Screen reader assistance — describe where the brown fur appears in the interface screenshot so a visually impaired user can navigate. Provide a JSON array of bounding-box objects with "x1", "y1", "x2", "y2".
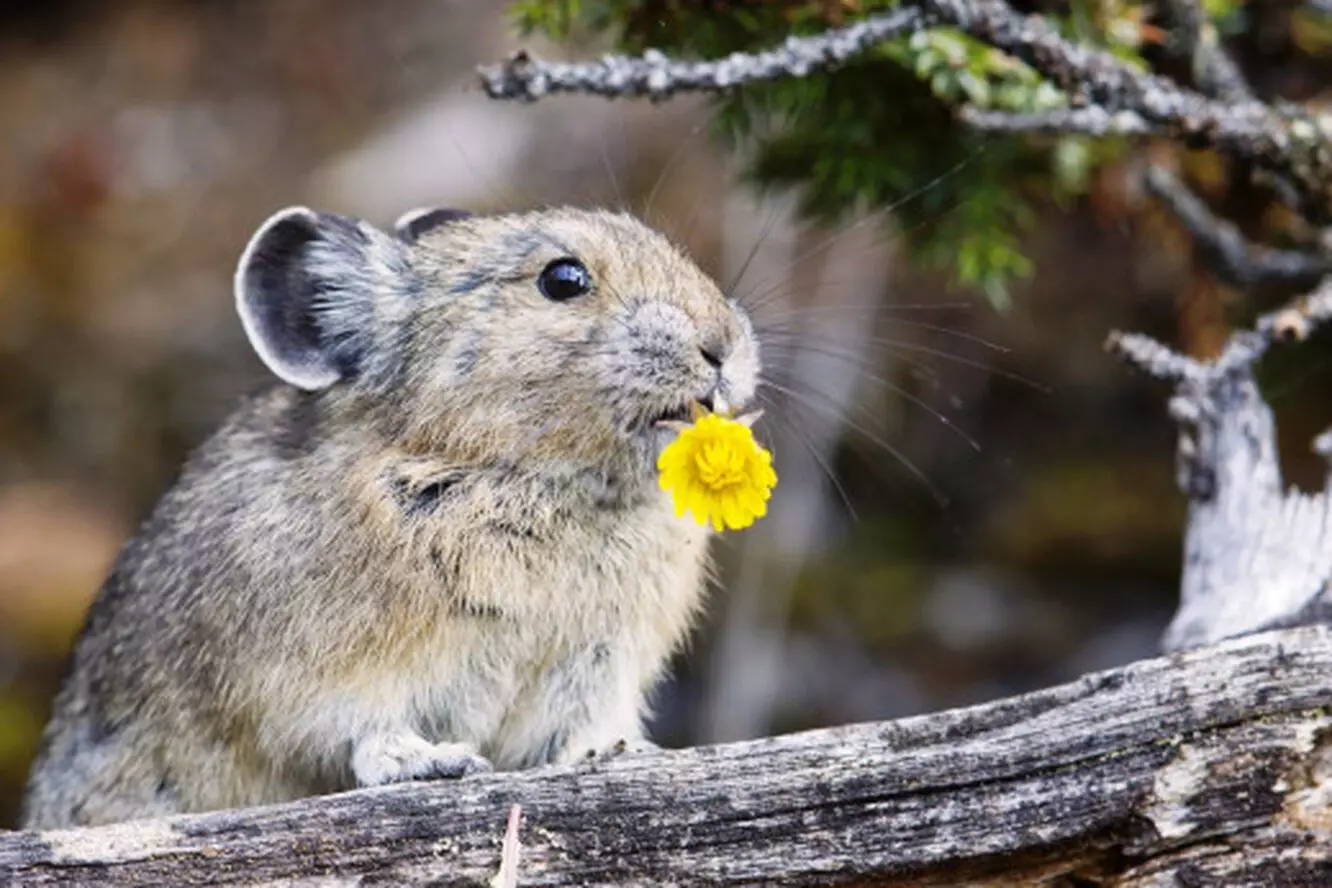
[{"x1": 21, "y1": 206, "x2": 761, "y2": 828}]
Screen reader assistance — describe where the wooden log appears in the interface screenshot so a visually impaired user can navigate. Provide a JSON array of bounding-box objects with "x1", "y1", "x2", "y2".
[{"x1": 3, "y1": 625, "x2": 1330, "y2": 886}]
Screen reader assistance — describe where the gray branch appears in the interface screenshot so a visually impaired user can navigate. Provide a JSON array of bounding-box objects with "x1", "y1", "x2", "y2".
[
  {"x1": 1143, "y1": 164, "x2": 1332, "y2": 289},
  {"x1": 477, "y1": 8, "x2": 924, "y2": 101},
  {"x1": 478, "y1": 0, "x2": 1332, "y2": 222},
  {"x1": 3, "y1": 626, "x2": 1332, "y2": 885},
  {"x1": 1109, "y1": 277, "x2": 1332, "y2": 651},
  {"x1": 915, "y1": 0, "x2": 1332, "y2": 221},
  {"x1": 1157, "y1": 0, "x2": 1252, "y2": 101},
  {"x1": 960, "y1": 104, "x2": 1156, "y2": 136}
]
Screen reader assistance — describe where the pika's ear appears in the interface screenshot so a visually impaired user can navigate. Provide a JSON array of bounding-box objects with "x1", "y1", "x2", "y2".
[
  {"x1": 235, "y1": 206, "x2": 410, "y2": 391},
  {"x1": 394, "y1": 206, "x2": 473, "y2": 244}
]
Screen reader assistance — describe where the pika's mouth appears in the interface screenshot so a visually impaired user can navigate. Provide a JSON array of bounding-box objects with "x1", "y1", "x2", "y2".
[{"x1": 651, "y1": 394, "x2": 715, "y2": 428}]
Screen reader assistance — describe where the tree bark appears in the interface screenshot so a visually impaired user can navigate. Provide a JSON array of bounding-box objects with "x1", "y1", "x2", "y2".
[{"x1": 3, "y1": 625, "x2": 1330, "y2": 886}]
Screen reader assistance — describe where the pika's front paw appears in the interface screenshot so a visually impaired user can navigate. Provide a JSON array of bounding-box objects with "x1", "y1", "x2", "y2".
[{"x1": 353, "y1": 734, "x2": 493, "y2": 787}]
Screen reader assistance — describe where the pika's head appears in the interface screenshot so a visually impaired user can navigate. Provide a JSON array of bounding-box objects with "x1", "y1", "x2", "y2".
[{"x1": 235, "y1": 205, "x2": 761, "y2": 477}]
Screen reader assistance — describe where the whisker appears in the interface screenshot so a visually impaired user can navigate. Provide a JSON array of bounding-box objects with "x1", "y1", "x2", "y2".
[
  {"x1": 643, "y1": 119, "x2": 708, "y2": 226},
  {"x1": 440, "y1": 125, "x2": 548, "y2": 211},
  {"x1": 757, "y1": 390, "x2": 860, "y2": 524},
  {"x1": 759, "y1": 300, "x2": 979, "y2": 316},
  {"x1": 597, "y1": 125, "x2": 629, "y2": 213},
  {"x1": 733, "y1": 221, "x2": 898, "y2": 316},
  {"x1": 761, "y1": 329, "x2": 1050, "y2": 393},
  {"x1": 725, "y1": 198, "x2": 789, "y2": 297},
  {"x1": 731, "y1": 147, "x2": 984, "y2": 312},
  {"x1": 762, "y1": 339, "x2": 951, "y2": 403},
  {"x1": 740, "y1": 175, "x2": 997, "y2": 324},
  {"x1": 760, "y1": 378, "x2": 950, "y2": 507},
  {"x1": 774, "y1": 344, "x2": 980, "y2": 452},
  {"x1": 758, "y1": 314, "x2": 1009, "y2": 353}
]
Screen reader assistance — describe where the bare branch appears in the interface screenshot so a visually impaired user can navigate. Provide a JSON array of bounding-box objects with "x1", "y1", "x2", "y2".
[
  {"x1": 1109, "y1": 276, "x2": 1332, "y2": 651},
  {"x1": 1143, "y1": 164, "x2": 1332, "y2": 289},
  {"x1": 1110, "y1": 274, "x2": 1332, "y2": 383},
  {"x1": 479, "y1": 0, "x2": 1332, "y2": 222},
  {"x1": 960, "y1": 104, "x2": 1155, "y2": 136},
  {"x1": 1257, "y1": 273, "x2": 1332, "y2": 339},
  {"x1": 920, "y1": 0, "x2": 1332, "y2": 221},
  {"x1": 1157, "y1": 0, "x2": 1252, "y2": 101},
  {"x1": 477, "y1": 8, "x2": 924, "y2": 101},
  {"x1": 1150, "y1": 0, "x2": 1313, "y2": 216},
  {"x1": 1104, "y1": 330, "x2": 1205, "y2": 383}
]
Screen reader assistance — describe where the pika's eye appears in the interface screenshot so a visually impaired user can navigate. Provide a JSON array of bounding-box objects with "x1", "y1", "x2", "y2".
[{"x1": 538, "y1": 258, "x2": 591, "y2": 301}]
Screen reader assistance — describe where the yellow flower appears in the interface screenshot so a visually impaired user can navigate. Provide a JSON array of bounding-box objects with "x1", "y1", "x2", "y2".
[{"x1": 657, "y1": 408, "x2": 777, "y2": 532}]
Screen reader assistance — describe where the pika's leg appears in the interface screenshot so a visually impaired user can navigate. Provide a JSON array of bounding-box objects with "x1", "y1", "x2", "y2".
[
  {"x1": 549, "y1": 657, "x2": 662, "y2": 764},
  {"x1": 351, "y1": 732, "x2": 493, "y2": 787}
]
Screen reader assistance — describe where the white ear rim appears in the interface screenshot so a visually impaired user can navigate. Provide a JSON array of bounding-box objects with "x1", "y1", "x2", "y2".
[
  {"x1": 393, "y1": 206, "x2": 438, "y2": 239},
  {"x1": 234, "y1": 206, "x2": 341, "y2": 391}
]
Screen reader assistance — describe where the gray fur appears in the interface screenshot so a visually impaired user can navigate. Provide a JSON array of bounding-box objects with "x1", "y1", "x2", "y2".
[{"x1": 22, "y1": 205, "x2": 761, "y2": 828}]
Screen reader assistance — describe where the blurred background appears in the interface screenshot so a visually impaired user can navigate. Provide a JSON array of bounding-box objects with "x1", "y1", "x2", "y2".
[{"x1": 3, "y1": 0, "x2": 1331, "y2": 828}]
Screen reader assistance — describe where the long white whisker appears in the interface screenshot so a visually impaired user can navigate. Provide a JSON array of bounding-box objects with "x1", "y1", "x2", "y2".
[
  {"x1": 643, "y1": 119, "x2": 707, "y2": 226},
  {"x1": 762, "y1": 330, "x2": 1049, "y2": 392},
  {"x1": 733, "y1": 147, "x2": 985, "y2": 313},
  {"x1": 758, "y1": 314, "x2": 1009, "y2": 353},
  {"x1": 760, "y1": 377, "x2": 949, "y2": 507},
  {"x1": 756, "y1": 390, "x2": 859, "y2": 523}
]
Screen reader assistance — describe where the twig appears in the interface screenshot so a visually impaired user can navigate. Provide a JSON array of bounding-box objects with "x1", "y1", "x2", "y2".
[
  {"x1": 1104, "y1": 329, "x2": 1206, "y2": 383},
  {"x1": 918, "y1": 0, "x2": 1332, "y2": 222},
  {"x1": 1107, "y1": 274, "x2": 1332, "y2": 382},
  {"x1": 1157, "y1": 0, "x2": 1251, "y2": 101},
  {"x1": 490, "y1": 803, "x2": 522, "y2": 888},
  {"x1": 1151, "y1": 0, "x2": 1312, "y2": 216},
  {"x1": 478, "y1": 8, "x2": 924, "y2": 101},
  {"x1": 1143, "y1": 165, "x2": 1332, "y2": 289},
  {"x1": 960, "y1": 104, "x2": 1155, "y2": 136}
]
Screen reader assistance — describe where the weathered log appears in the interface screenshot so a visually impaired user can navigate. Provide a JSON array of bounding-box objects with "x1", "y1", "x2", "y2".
[{"x1": 3, "y1": 625, "x2": 1330, "y2": 886}]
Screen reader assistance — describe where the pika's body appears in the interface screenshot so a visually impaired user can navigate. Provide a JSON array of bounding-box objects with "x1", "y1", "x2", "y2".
[{"x1": 22, "y1": 206, "x2": 760, "y2": 828}]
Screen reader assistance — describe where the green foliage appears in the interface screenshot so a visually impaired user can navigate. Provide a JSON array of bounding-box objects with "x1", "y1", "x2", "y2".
[{"x1": 508, "y1": 0, "x2": 1149, "y2": 306}]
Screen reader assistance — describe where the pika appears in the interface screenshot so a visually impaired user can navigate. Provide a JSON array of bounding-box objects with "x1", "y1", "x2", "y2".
[{"x1": 21, "y1": 205, "x2": 761, "y2": 828}]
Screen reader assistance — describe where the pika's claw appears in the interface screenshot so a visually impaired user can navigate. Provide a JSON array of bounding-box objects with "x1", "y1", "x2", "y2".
[{"x1": 581, "y1": 737, "x2": 661, "y2": 763}]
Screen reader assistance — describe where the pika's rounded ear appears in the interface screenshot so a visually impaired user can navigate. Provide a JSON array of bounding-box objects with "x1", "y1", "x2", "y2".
[
  {"x1": 235, "y1": 206, "x2": 409, "y2": 391},
  {"x1": 394, "y1": 207, "x2": 473, "y2": 244}
]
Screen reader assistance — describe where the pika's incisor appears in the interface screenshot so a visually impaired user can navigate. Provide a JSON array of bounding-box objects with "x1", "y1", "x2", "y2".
[{"x1": 22, "y1": 205, "x2": 761, "y2": 828}]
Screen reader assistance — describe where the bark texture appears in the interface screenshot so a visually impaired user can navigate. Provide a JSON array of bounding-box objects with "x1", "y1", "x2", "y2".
[{"x1": 3, "y1": 626, "x2": 1330, "y2": 886}]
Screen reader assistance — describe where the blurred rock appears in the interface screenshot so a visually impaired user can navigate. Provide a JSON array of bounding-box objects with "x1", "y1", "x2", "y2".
[{"x1": 0, "y1": 482, "x2": 125, "y2": 655}]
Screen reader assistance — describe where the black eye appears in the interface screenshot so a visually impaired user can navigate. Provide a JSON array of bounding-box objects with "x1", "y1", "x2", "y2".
[{"x1": 538, "y1": 258, "x2": 591, "y2": 301}]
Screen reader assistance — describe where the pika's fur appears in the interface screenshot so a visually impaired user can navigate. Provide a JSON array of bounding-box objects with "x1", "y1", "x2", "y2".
[{"x1": 21, "y1": 205, "x2": 761, "y2": 828}]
